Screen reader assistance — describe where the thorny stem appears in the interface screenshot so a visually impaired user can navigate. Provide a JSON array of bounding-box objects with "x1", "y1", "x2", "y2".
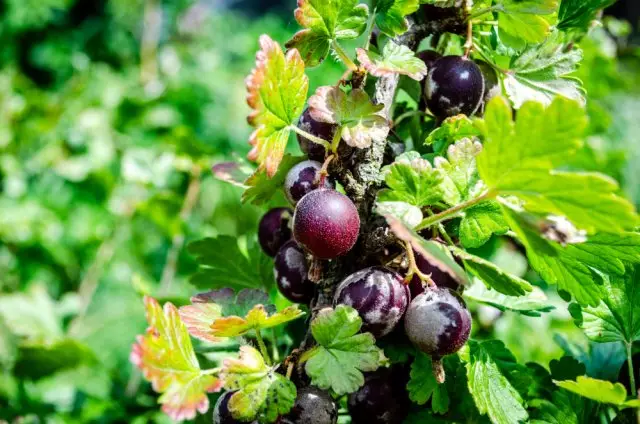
[
  {"x1": 415, "y1": 191, "x2": 496, "y2": 231},
  {"x1": 627, "y1": 342, "x2": 637, "y2": 398},
  {"x1": 289, "y1": 125, "x2": 331, "y2": 150},
  {"x1": 404, "y1": 241, "x2": 436, "y2": 288},
  {"x1": 255, "y1": 330, "x2": 272, "y2": 366},
  {"x1": 332, "y1": 40, "x2": 358, "y2": 71}
]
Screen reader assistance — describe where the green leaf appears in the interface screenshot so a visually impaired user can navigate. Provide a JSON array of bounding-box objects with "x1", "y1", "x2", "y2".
[
  {"x1": 579, "y1": 267, "x2": 640, "y2": 344},
  {"x1": 496, "y1": 0, "x2": 558, "y2": 44},
  {"x1": 375, "y1": 0, "x2": 420, "y2": 36},
  {"x1": 242, "y1": 155, "x2": 305, "y2": 205},
  {"x1": 529, "y1": 390, "x2": 581, "y2": 424},
  {"x1": 424, "y1": 114, "x2": 481, "y2": 154},
  {"x1": 286, "y1": 0, "x2": 369, "y2": 67},
  {"x1": 303, "y1": 305, "x2": 381, "y2": 395},
  {"x1": 375, "y1": 201, "x2": 423, "y2": 228},
  {"x1": 0, "y1": 285, "x2": 63, "y2": 344},
  {"x1": 554, "y1": 334, "x2": 626, "y2": 381},
  {"x1": 434, "y1": 138, "x2": 485, "y2": 207},
  {"x1": 557, "y1": 0, "x2": 616, "y2": 31},
  {"x1": 548, "y1": 356, "x2": 586, "y2": 381},
  {"x1": 378, "y1": 152, "x2": 444, "y2": 207},
  {"x1": 14, "y1": 339, "x2": 96, "y2": 380},
  {"x1": 500, "y1": 33, "x2": 585, "y2": 108},
  {"x1": 209, "y1": 304, "x2": 304, "y2": 338},
  {"x1": 222, "y1": 346, "x2": 296, "y2": 422},
  {"x1": 459, "y1": 201, "x2": 509, "y2": 248},
  {"x1": 554, "y1": 376, "x2": 633, "y2": 406},
  {"x1": 189, "y1": 236, "x2": 275, "y2": 291},
  {"x1": 308, "y1": 86, "x2": 389, "y2": 149},
  {"x1": 131, "y1": 297, "x2": 222, "y2": 421},
  {"x1": 246, "y1": 35, "x2": 308, "y2": 177},
  {"x1": 450, "y1": 246, "x2": 533, "y2": 296},
  {"x1": 463, "y1": 280, "x2": 554, "y2": 317},
  {"x1": 460, "y1": 340, "x2": 529, "y2": 424},
  {"x1": 357, "y1": 41, "x2": 427, "y2": 81},
  {"x1": 407, "y1": 352, "x2": 447, "y2": 406}
]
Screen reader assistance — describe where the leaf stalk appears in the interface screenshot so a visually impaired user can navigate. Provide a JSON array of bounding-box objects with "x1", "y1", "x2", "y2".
[
  {"x1": 289, "y1": 125, "x2": 332, "y2": 150},
  {"x1": 415, "y1": 191, "x2": 496, "y2": 231},
  {"x1": 332, "y1": 40, "x2": 358, "y2": 71}
]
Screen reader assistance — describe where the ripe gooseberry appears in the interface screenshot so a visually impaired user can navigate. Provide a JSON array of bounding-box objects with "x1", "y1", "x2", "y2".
[
  {"x1": 284, "y1": 160, "x2": 335, "y2": 205},
  {"x1": 258, "y1": 207, "x2": 293, "y2": 257},
  {"x1": 274, "y1": 240, "x2": 315, "y2": 304},
  {"x1": 277, "y1": 386, "x2": 338, "y2": 424}
]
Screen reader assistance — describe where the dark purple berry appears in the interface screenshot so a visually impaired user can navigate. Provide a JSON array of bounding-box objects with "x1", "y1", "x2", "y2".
[
  {"x1": 274, "y1": 240, "x2": 315, "y2": 304},
  {"x1": 417, "y1": 50, "x2": 441, "y2": 70},
  {"x1": 258, "y1": 207, "x2": 293, "y2": 257},
  {"x1": 285, "y1": 160, "x2": 335, "y2": 205},
  {"x1": 213, "y1": 391, "x2": 258, "y2": 424},
  {"x1": 278, "y1": 386, "x2": 338, "y2": 424},
  {"x1": 409, "y1": 250, "x2": 463, "y2": 298},
  {"x1": 348, "y1": 367, "x2": 410, "y2": 424},
  {"x1": 404, "y1": 287, "x2": 471, "y2": 357},
  {"x1": 425, "y1": 56, "x2": 484, "y2": 119},
  {"x1": 334, "y1": 267, "x2": 410, "y2": 338},
  {"x1": 297, "y1": 108, "x2": 333, "y2": 161},
  {"x1": 293, "y1": 189, "x2": 360, "y2": 259}
]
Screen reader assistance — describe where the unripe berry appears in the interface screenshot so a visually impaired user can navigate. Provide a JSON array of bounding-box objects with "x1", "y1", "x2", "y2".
[
  {"x1": 297, "y1": 108, "x2": 333, "y2": 161},
  {"x1": 258, "y1": 207, "x2": 293, "y2": 257},
  {"x1": 404, "y1": 288, "x2": 471, "y2": 357},
  {"x1": 425, "y1": 55, "x2": 484, "y2": 119},
  {"x1": 284, "y1": 160, "x2": 335, "y2": 205},
  {"x1": 293, "y1": 189, "x2": 360, "y2": 259},
  {"x1": 274, "y1": 240, "x2": 315, "y2": 304},
  {"x1": 213, "y1": 391, "x2": 258, "y2": 424},
  {"x1": 278, "y1": 386, "x2": 338, "y2": 424},
  {"x1": 334, "y1": 266, "x2": 410, "y2": 338}
]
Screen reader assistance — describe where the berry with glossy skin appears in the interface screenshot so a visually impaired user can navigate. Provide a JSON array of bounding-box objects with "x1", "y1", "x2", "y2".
[
  {"x1": 293, "y1": 189, "x2": 360, "y2": 259},
  {"x1": 334, "y1": 266, "x2": 410, "y2": 338},
  {"x1": 404, "y1": 287, "x2": 471, "y2": 357},
  {"x1": 348, "y1": 367, "x2": 410, "y2": 424},
  {"x1": 297, "y1": 108, "x2": 334, "y2": 161},
  {"x1": 274, "y1": 240, "x2": 315, "y2": 304},
  {"x1": 213, "y1": 392, "x2": 258, "y2": 424},
  {"x1": 285, "y1": 160, "x2": 335, "y2": 205},
  {"x1": 278, "y1": 386, "x2": 338, "y2": 424},
  {"x1": 409, "y1": 250, "x2": 463, "y2": 298},
  {"x1": 258, "y1": 207, "x2": 293, "y2": 257},
  {"x1": 425, "y1": 56, "x2": 485, "y2": 119}
]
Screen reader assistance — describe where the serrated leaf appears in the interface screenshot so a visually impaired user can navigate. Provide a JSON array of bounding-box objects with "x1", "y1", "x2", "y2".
[
  {"x1": 246, "y1": 35, "x2": 308, "y2": 177},
  {"x1": 222, "y1": 346, "x2": 296, "y2": 422},
  {"x1": 357, "y1": 41, "x2": 427, "y2": 81},
  {"x1": 497, "y1": 0, "x2": 558, "y2": 45},
  {"x1": 387, "y1": 216, "x2": 470, "y2": 287},
  {"x1": 501, "y1": 33, "x2": 585, "y2": 108},
  {"x1": 375, "y1": 0, "x2": 420, "y2": 36},
  {"x1": 286, "y1": 0, "x2": 369, "y2": 67},
  {"x1": 210, "y1": 304, "x2": 304, "y2": 338},
  {"x1": 463, "y1": 280, "x2": 553, "y2": 317},
  {"x1": 460, "y1": 340, "x2": 529, "y2": 424},
  {"x1": 188, "y1": 236, "x2": 274, "y2": 291},
  {"x1": 424, "y1": 114, "x2": 480, "y2": 154},
  {"x1": 450, "y1": 246, "x2": 532, "y2": 296},
  {"x1": 131, "y1": 297, "x2": 221, "y2": 421},
  {"x1": 529, "y1": 390, "x2": 581, "y2": 424},
  {"x1": 242, "y1": 155, "x2": 305, "y2": 205},
  {"x1": 579, "y1": 267, "x2": 640, "y2": 344},
  {"x1": 459, "y1": 201, "x2": 509, "y2": 248},
  {"x1": 303, "y1": 305, "x2": 381, "y2": 395},
  {"x1": 434, "y1": 138, "x2": 485, "y2": 206},
  {"x1": 554, "y1": 376, "x2": 632, "y2": 406},
  {"x1": 375, "y1": 201, "x2": 423, "y2": 228},
  {"x1": 308, "y1": 86, "x2": 389, "y2": 149},
  {"x1": 378, "y1": 152, "x2": 444, "y2": 207},
  {"x1": 557, "y1": 0, "x2": 616, "y2": 31},
  {"x1": 407, "y1": 352, "x2": 447, "y2": 406}
]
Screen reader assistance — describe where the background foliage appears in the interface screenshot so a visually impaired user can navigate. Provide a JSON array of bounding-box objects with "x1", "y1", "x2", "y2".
[{"x1": 0, "y1": 0, "x2": 638, "y2": 422}]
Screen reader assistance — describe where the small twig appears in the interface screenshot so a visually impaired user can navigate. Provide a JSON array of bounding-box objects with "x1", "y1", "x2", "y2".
[
  {"x1": 317, "y1": 154, "x2": 335, "y2": 186},
  {"x1": 289, "y1": 125, "x2": 332, "y2": 150},
  {"x1": 403, "y1": 241, "x2": 436, "y2": 288}
]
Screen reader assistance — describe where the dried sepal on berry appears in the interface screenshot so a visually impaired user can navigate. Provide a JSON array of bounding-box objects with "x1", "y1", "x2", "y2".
[{"x1": 130, "y1": 296, "x2": 221, "y2": 422}]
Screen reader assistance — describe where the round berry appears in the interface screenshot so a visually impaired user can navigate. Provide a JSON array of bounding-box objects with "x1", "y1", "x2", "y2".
[
  {"x1": 278, "y1": 386, "x2": 338, "y2": 424},
  {"x1": 348, "y1": 367, "x2": 410, "y2": 424},
  {"x1": 409, "y1": 250, "x2": 463, "y2": 298},
  {"x1": 274, "y1": 240, "x2": 315, "y2": 304},
  {"x1": 297, "y1": 108, "x2": 333, "y2": 161},
  {"x1": 293, "y1": 189, "x2": 360, "y2": 259},
  {"x1": 334, "y1": 267, "x2": 410, "y2": 338},
  {"x1": 425, "y1": 56, "x2": 485, "y2": 119},
  {"x1": 404, "y1": 287, "x2": 471, "y2": 357},
  {"x1": 477, "y1": 60, "x2": 500, "y2": 105},
  {"x1": 285, "y1": 160, "x2": 335, "y2": 205},
  {"x1": 213, "y1": 391, "x2": 258, "y2": 424},
  {"x1": 258, "y1": 208, "x2": 293, "y2": 257}
]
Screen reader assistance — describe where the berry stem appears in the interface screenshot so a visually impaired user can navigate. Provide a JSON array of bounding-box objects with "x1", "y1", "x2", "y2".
[
  {"x1": 332, "y1": 40, "x2": 358, "y2": 71},
  {"x1": 255, "y1": 329, "x2": 272, "y2": 366},
  {"x1": 404, "y1": 241, "x2": 436, "y2": 288},
  {"x1": 290, "y1": 125, "x2": 332, "y2": 150},
  {"x1": 330, "y1": 127, "x2": 343, "y2": 153},
  {"x1": 318, "y1": 154, "x2": 335, "y2": 186},
  {"x1": 464, "y1": 19, "x2": 474, "y2": 58},
  {"x1": 627, "y1": 342, "x2": 637, "y2": 398},
  {"x1": 415, "y1": 191, "x2": 496, "y2": 231}
]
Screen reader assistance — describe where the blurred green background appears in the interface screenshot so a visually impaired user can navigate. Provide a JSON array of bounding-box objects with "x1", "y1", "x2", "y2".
[{"x1": 0, "y1": 0, "x2": 638, "y2": 422}]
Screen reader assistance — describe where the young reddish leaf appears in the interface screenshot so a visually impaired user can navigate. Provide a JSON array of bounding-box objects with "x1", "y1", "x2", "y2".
[
  {"x1": 246, "y1": 35, "x2": 308, "y2": 177},
  {"x1": 357, "y1": 42, "x2": 427, "y2": 81},
  {"x1": 221, "y1": 345, "x2": 297, "y2": 422},
  {"x1": 211, "y1": 305, "x2": 304, "y2": 338},
  {"x1": 178, "y1": 299, "x2": 224, "y2": 343},
  {"x1": 130, "y1": 296, "x2": 221, "y2": 422},
  {"x1": 308, "y1": 86, "x2": 389, "y2": 149},
  {"x1": 285, "y1": 0, "x2": 369, "y2": 67}
]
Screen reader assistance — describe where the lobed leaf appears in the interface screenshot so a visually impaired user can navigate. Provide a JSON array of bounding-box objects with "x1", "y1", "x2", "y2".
[
  {"x1": 459, "y1": 201, "x2": 509, "y2": 249},
  {"x1": 407, "y1": 352, "x2": 447, "y2": 406},
  {"x1": 210, "y1": 304, "x2": 304, "y2": 338},
  {"x1": 557, "y1": 0, "x2": 616, "y2": 31},
  {"x1": 357, "y1": 41, "x2": 427, "y2": 81},
  {"x1": 378, "y1": 151, "x2": 444, "y2": 207},
  {"x1": 463, "y1": 280, "x2": 554, "y2": 317},
  {"x1": 554, "y1": 376, "x2": 634, "y2": 407},
  {"x1": 434, "y1": 138, "x2": 485, "y2": 206},
  {"x1": 375, "y1": 0, "x2": 420, "y2": 36}
]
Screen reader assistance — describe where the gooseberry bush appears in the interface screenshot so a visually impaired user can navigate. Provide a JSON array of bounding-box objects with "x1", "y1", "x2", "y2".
[{"x1": 131, "y1": 1, "x2": 640, "y2": 423}]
